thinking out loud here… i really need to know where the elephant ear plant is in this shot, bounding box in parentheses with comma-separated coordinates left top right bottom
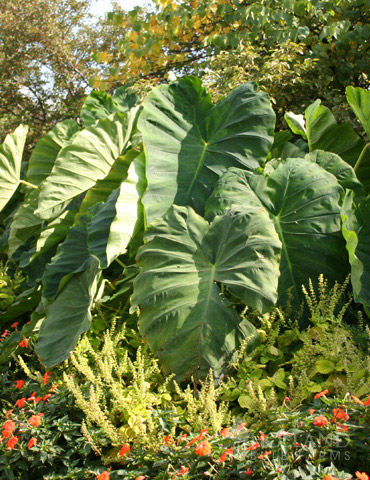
(0, 77, 370, 382)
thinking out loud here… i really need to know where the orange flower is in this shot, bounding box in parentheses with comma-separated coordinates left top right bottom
(135, 476, 146, 480)
(194, 440, 212, 456)
(177, 433, 187, 445)
(351, 395, 365, 406)
(259, 432, 266, 441)
(364, 395, 370, 406)
(28, 437, 38, 449)
(118, 444, 131, 456)
(220, 428, 232, 437)
(28, 391, 37, 401)
(97, 472, 110, 480)
(19, 338, 29, 348)
(186, 428, 208, 447)
(11, 322, 19, 328)
(2, 420, 16, 438)
(28, 414, 43, 427)
(43, 371, 52, 384)
(43, 394, 52, 403)
(164, 435, 173, 445)
(323, 475, 339, 480)
(356, 472, 369, 480)
(173, 466, 190, 477)
(257, 450, 272, 459)
(7, 436, 19, 449)
(15, 398, 26, 408)
(237, 422, 246, 433)
(332, 408, 350, 422)
(217, 446, 233, 463)
(244, 469, 253, 476)
(246, 442, 260, 451)
(313, 415, 329, 427)
(15, 380, 25, 389)
(336, 423, 348, 432)
(309, 409, 315, 415)
(5, 410, 13, 419)
(314, 389, 329, 400)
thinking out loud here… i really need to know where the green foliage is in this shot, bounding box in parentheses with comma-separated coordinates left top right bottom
(0, 77, 370, 382)
(221, 276, 370, 416)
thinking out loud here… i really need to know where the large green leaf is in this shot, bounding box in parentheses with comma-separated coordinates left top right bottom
(139, 77, 275, 224)
(35, 109, 140, 220)
(8, 190, 43, 257)
(131, 205, 280, 381)
(0, 125, 28, 212)
(35, 260, 101, 368)
(42, 205, 101, 302)
(78, 148, 140, 215)
(26, 119, 80, 186)
(205, 158, 347, 305)
(81, 87, 138, 126)
(305, 150, 364, 199)
(88, 153, 146, 268)
(341, 192, 370, 317)
(346, 86, 370, 139)
(303, 100, 370, 192)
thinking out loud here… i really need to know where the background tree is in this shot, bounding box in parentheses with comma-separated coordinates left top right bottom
(96, 0, 370, 128)
(0, 0, 117, 154)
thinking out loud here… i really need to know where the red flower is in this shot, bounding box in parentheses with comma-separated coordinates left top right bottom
(314, 389, 329, 400)
(219, 428, 232, 437)
(11, 322, 19, 328)
(364, 396, 370, 406)
(356, 472, 369, 480)
(2, 420, 16, 438)
(277, 431, 290, 437)
(19, 338, 29, 348)
(28, 414, 43, 427)
(259, 432, 266, 441)
(43, 371, 52, 384)
(246, 442, 260, 451)
(5, 410, 13, 419)
(194, 440, 212, 456)
(257, 450, 272, 459)
(337, 423, 348, 432)
(309, 409, 315, 415)
(323, 475, 339, 480)
(1, 330, 9, 337)
(15, 398, 26, 408)
(244, 469, 254, 476)
(313, 415, 329, 427)
(15, 380, 25, 389)
(7, 436, 19, 449)
(43, 394, 52, 403)
(284, 396, 290, 402)
(332, 408, 350, 422)
(27, 391, 37, 401)
(35, 396, 43, 403)
(217, 446, 233, 463)
(97, 472, 110, 480)
(135, 476, 146, 480)
(28, 437, 38, 449)
(118, 444, 131, 456)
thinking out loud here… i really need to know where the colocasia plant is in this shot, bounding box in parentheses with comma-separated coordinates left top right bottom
(0, 78, 369, 383)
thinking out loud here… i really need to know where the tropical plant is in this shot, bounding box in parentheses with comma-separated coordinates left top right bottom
(0, 77, 370, 383)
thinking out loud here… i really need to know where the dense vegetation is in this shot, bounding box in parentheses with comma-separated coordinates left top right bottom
(1, 0, 370, 479)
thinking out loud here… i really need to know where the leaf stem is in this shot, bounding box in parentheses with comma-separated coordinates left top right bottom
(354, 143, 370, 172)
(19, 180, 38, 190)
(105, 279, 116, 290)
(115, 258, 127, 269)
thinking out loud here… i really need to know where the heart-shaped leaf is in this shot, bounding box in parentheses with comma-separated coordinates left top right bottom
(131, 205, 280, 381)
(206, 158, 347, 305)
(139, 77, 275, 224)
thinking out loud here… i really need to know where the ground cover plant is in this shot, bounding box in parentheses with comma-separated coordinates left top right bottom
(1, 77, 370, 478)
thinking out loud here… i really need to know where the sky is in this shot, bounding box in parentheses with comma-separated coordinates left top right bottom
(90, 0, 151, 17)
